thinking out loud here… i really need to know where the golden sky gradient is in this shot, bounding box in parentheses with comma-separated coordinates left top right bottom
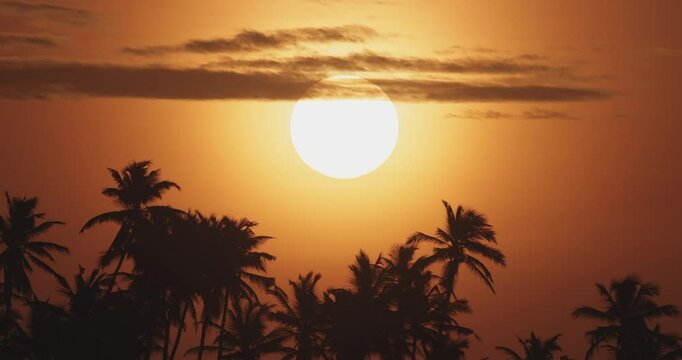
(1, 0, 681, 358)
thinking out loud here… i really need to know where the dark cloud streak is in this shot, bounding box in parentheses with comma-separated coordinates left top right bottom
(0, 61, 609, 102)
(0, 1, 92, 25)
(123, 25, 378, 56)
(208, 51, 560, 75)
(449, 108, 577, 120)
(0, 32, 58, 47)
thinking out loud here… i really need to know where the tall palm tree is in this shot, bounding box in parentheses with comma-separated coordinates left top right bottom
(573, 275, 680, 359)
(496, 332, 563, 360)
(183, 212, 275, 360)
(0, 193, 68, 318)
(407, 201, 505, 299)
(269, 272, 325, 360)
(80, 160, 181, 293)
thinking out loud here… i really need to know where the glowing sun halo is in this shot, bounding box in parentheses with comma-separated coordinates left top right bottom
(290, 76, 399, 179)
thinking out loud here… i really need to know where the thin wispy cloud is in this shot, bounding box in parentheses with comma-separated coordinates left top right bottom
(0, 61, 609, 102)
(0, 1, 92, 25)
(205, 51, 561, 75)
(448, 110, 513, 120)
(521, 108, 576, 120)
(0, 32, 58, 47)
(449, 108, 577, 120)
(123, 25, 379, 56)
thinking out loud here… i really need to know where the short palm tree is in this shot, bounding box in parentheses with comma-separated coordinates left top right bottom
(407, 201, 505, 299)
(269, 272, 325, 360)
(0, 193, 68, 318)
(496, 332, 563, 360)
(215, 216, 275, 360)
(80, 160, 180, 293)
(189, 298, 287, 360)
(382, 245, 438, 359)
(573, 275, 680, 359)
(57, 265, 108, 316)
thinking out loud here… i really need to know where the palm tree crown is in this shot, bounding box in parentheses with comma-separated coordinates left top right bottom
(573, 275, 680, 359)
(496, 332, 563, 360)
(0, 193, 68, 318)
(407, 200, 505, 297)
(269, 272, 325, 360)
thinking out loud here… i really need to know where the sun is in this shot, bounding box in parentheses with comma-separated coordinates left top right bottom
(290, 76, 399, 179)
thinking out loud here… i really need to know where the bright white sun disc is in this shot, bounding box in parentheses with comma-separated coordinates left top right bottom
(290, 76, 399, 179)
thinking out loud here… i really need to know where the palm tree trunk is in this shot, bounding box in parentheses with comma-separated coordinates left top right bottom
(163, 312, 171, 360)
(217, 290, 230, 360)
(437, 267, 458, 335)
(106, 251, 126, 294)
(169, 302, 189, 360)
(197, 311, 209, 360)
(3, 270, 12, 319)
(410, 334, 418, 360)
(144, 332, 154, 360)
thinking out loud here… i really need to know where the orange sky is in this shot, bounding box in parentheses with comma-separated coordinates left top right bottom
(1, 1, 681, 358)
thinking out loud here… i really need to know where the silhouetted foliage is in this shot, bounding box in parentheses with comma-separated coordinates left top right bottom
(573, 275, 680, 360)
(1, 160, 679, 360)
(496, 332, 563, 360)
(0, 192, 68, 319)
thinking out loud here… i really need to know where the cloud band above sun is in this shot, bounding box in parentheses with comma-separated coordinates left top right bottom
(0, 17, 610, 103)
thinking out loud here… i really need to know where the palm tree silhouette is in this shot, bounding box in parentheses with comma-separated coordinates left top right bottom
(382, 244, 477, 359)
(181, 212, 274, 360)
(407, 200, 505, 335)
(0, 192, 68, 318)
(189, 297, 287, 360)
(269, 272, 325, 360)
(214, 216, 275, 360)
(407, 201, 505, 297)
(427, 337, 469, 360)
(56, 266, 108, 317)
(573, 275, 680, 359)
(80, 160, 181, 294)
(382, 245, 436, 359)
(495, 332, 563, 360)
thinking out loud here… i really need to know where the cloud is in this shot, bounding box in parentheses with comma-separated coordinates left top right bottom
(123, 25, 378, 56)
(448, 110, 512, 120)
(376, 79, 607, 102)
(0, 1, 92, 25)
(449, 108, 577, 120)
(0, 61, 313, 100)
(521, 108, 576, 120)
(0, 61, 609, 102)
(206, 51, 560, 75)
(641, 47, 682, 59)
(0, 32, 58, 47)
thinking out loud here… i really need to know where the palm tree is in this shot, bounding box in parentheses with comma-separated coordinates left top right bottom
(322, 251, 396, 359)
(214, 216, 275, 360)
(573, 275, 680, 359)
(189, 297, 287, 360)
(0, 193, 68, 318)
(80, 160, 181, 293)
(407, 201, 505, 335)
(57, 266, 108, 316)
(269, 272, 325, 360)
(382, 245, 435, 359)
(382, 245, 477, 359)
(496, 332, 563, 360)
(182, 212, 275, 360)
(427, 337, 469, 360)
